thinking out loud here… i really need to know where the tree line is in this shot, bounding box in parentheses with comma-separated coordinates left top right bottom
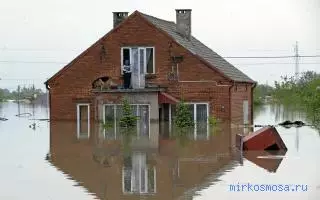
(254, 71, 320, 130)
(254, 71, 320, 109)
(0, 86, 44, 102)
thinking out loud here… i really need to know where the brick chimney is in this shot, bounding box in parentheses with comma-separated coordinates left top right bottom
(113, 12, 129, 28)
(175, 9, 192, 40)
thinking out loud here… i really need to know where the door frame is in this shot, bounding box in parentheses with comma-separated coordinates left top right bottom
(243, 100, 249, 125)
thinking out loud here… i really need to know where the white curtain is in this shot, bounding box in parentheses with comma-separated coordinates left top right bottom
(131, 48, 139, 89)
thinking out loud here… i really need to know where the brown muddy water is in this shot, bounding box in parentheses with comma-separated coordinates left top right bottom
(0, 102, 319, 200)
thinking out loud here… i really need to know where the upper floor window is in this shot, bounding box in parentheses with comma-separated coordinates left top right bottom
(121, 47, 155, 74)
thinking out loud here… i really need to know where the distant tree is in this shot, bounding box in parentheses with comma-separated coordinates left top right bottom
(0, 89, 4, 102)
(0, 86, 44, 101)
(253, 84, 274, 105)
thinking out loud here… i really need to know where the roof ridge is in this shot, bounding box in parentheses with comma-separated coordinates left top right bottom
(139, 12, 175, 24)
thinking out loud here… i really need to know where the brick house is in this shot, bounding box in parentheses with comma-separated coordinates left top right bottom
(45, 9, 255, 138)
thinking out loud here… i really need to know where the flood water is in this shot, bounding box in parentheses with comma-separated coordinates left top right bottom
(0, 102, 319, 200)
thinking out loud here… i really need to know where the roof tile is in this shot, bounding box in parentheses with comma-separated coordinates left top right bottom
(140, 12, 254, 83)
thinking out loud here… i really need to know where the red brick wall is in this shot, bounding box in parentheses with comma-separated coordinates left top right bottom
(48, 12, 252, 121)
(230, 84, 253, 125)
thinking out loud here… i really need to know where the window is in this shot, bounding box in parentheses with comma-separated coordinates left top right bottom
(103, 104, 150, 139)
(171, 103, 209, 140)
(123, 152, 156, 194)
(121, 47, 155, 74)
(76, 104, 90, 139)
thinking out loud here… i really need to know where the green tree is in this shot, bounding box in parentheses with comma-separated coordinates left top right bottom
(253, 84, 275, 106)
(174, 101, 194, 128)
(119, 98, 139, 128)
(272, 71, 320, 132)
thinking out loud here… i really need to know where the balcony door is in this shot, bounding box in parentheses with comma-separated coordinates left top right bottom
(131, 48, 145, 89)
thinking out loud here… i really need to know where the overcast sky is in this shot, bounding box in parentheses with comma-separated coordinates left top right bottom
(0, 0, 319, 90)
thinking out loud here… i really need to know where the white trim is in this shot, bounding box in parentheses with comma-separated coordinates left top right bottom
(184, 102, 209, 140)
(103, 104, 151, 139)
(153, 166, 157, 193)
(76, 103, 90, 139)
(243, 100, 249, 125)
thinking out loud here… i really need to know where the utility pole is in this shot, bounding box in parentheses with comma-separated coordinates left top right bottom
(294, 41, 300, 152)
(31, 83, 36, 130)
(17, 85, 21, 116)
(294, 41, 299, 82)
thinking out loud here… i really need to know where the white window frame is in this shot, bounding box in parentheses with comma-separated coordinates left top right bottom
(103, 104, 151, 139)
(243, 100, 249, 125)
(170, 102, 209, 140)
(121, 47, 155, 74)
(122, 166, 156, 194)
(76, 103, 90, 139)
(121, 47, 132, 75)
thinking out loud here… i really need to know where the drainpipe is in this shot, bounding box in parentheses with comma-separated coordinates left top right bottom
(45, 82, 51, 120)
(251, 82, 257, 125)
(229, 81, 236, 123)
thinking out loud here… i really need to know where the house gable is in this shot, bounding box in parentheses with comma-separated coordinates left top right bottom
(45, 11, 140, 87)
(46, 11, 232, 90)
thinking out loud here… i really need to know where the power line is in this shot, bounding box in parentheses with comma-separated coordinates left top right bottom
(0, 60, 67, 64)
(0, 47, 82, 52)
(235, 62, 320, 66)
(0, 55, 320, 64)
(223, 55, 320, 58)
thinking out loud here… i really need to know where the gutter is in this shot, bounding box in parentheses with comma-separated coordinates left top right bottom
(251, 82, 257, 124)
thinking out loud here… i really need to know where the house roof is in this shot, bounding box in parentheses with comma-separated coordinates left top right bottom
(140, 12, 254, 83)
(46, 11, 254, 85)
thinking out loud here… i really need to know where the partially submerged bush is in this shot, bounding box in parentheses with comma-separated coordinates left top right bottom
(208, 116, 220, 127)
(119, 98, 139, 128)
(174, 101, 194, 128)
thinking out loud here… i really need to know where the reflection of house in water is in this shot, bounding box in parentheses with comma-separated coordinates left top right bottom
(243, 150, 287, 173)
(49, 121, 238, 200)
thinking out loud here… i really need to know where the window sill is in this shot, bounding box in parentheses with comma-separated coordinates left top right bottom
(119, 74, 157, 79)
